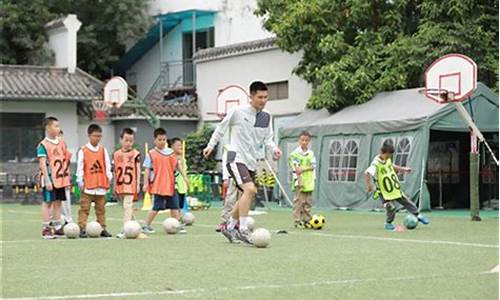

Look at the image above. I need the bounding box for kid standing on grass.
[113,128,141,239]
[170,137,190,233]
[289,131,316,229]
[77,124,113,238]
[59,130,73,224]
[141,128,189,234]
[37,117,71,239]
[364,142,430,230]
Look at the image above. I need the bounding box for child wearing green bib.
[364,142,429,231]
[289,131,316,229]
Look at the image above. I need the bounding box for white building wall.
[2,101,115,162]
[1,101,79,161]
[196,48,312,122]
[149,0,272,46]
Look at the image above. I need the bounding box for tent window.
[381,137,412,182]
[394,137,411,181]
[328,139,358,182]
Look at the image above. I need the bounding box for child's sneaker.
[216,223,227,232]
[42,227,54,239]
[384,223,396,231]
[53,227,65,237]
[303,220,313,229]
[294,220,303,229]
[100,229,112,238]
[178,224,187,234]
[236,229,253,244]
[116,232,126,239]
[221,227,240,243]
[142,225,155,234]
[79,230,88,238]
[417,214,430,225]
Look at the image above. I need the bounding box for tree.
[185,124,217,173]
[0,0,152,79]
[256,0,499,111]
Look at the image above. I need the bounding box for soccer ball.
[123,221,141,239]
[86,221,103,237]
[247,217,255,231]
[309,215,326,230]
[252,228,271,248]
[404,214,418,230]
[182,212,195,226]
[163,218,180,234]
[63,222,79,239]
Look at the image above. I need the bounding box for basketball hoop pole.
[453,101,499,166]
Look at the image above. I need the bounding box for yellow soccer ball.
[309,215,326,230]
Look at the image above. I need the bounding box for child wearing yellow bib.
[364,142,429,231]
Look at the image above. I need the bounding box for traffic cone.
[142,192,152,211]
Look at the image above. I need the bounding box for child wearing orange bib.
[113,128,141,239]
[76,124,113,238]
[141,128,189,234]
[37,117,71,239]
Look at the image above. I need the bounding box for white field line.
[2,271,497,300]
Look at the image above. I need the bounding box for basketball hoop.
[92,100,109,123]
[418,88,456,103]
[207,85,249,120]
[104,76,128,108]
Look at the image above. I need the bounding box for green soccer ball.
[403,214,418,230]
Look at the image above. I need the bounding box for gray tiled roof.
[0,64,103,101]
[110,101,199,120]
[193,37,277,62]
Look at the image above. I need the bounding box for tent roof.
[280,83,498,137]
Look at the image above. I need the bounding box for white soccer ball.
[86,221,103,238]
[247,217,255,231]
[252,228,271,248]
[163,218,180,234]
[123,221,141,239]
[182,212,195,226]
[63,222,80,239]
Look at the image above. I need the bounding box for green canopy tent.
[278,83,498,210]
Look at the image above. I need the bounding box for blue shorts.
[42,187,66,203]
[152,194,179,211]
[173,191,186,209]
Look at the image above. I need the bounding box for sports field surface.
[1,203,498,300]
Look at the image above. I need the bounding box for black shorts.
[152,194,179,211]
[42,187,66,203]
[226,162,256,192]
[173,191,186,210]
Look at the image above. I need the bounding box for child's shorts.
[173,191,186,209]
[42,187,66,203]
[152,194,179,211]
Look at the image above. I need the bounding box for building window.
[328,139,358,182]
[0,113,44,162]
[381,137,412,181]
[267,81,288,100]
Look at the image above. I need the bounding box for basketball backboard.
[104,76,128,108]
[423,54,477,103]
[207,85,249,119]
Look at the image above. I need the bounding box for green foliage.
[0,0,152,79]
[185,124,216,173]
[256,0,499,112]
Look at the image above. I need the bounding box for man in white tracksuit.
[203,81,282,244]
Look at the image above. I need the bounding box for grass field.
[1,203,498,300]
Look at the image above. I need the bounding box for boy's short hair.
[43,116,58,129]
[153,128,167,138]
[249,81,268,95]
[120,127,135,138]
[170,137,182,145]
[381,142,395,154]
[87,124,102,135]
[299,131,312,138]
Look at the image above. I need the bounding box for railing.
[143,59,195,103]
